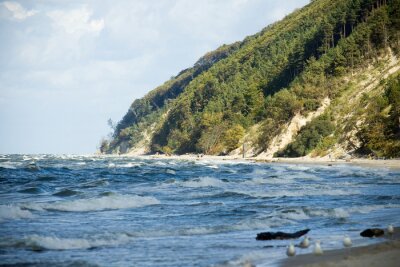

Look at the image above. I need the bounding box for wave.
[127,218,293,238]
[306,207,349,219]
[187,186,358,200]
[213,188,359,199]
[10,233,131,250]
[52,189,81,197]
[155,161,167,166]
[0,205,33,221]
[244,177,294,185]
[279,209,311,220]
[18,187,44,194]
[180,177,226,188]
[0,162,18,169]
[284,165,313,171]
[36,175,57,181]
[116,162,141,168]
[22,194,160,212]
[303,204,400,219]
[165,169,176,175]
[24,162,41,171]
[347,204,400,214]
[79,179,109,188]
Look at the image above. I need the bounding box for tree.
[99,138,109,154]
[223,124,245,152]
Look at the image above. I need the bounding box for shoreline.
[280,228,400,267]
[122,153,400,169]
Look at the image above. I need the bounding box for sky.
[0,0,309,154]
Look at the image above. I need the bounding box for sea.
[1,154,400,267]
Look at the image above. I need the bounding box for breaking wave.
[0,205,33,221]
[22,194,160,212]
[179,177,226,188]
[10,233,132,250]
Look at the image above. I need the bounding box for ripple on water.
[1,155,400,267]
[53,189,81,197]
[17,187,44,194]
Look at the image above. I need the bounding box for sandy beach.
[281,228,400,267]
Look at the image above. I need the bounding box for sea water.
[0,154,399,266]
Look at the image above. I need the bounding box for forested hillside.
[103,0,400,159]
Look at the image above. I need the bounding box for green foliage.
[99,138,109,154]
[223,124,245,152]
[312,135,338,156]
[108,42,241,153]
[107,0,400,158]
[276,115,335,157]
[356,74,400,157]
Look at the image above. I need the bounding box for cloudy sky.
[0,0,309,154]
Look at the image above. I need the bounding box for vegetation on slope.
[104,43,241,153]
[275,114,335,157]
[105,0,400,158]
[356,73,400,157]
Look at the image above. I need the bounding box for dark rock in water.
[360,228,384,237]
[256,229,310,240]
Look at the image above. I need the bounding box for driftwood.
[360,228,384,238]
[256,229,310,241]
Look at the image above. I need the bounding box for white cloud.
[47,6,104,35]
[3,1,37,20]
[0,0,309,154]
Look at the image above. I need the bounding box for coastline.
[280,228,400,267]
[124,153,400,169]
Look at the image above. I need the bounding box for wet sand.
[281,228,400,267]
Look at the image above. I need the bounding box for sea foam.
[23,194,160,212]
[21,233,131,250]
[0,205,33,221]
[180,177,225,188]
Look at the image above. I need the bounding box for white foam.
[206,165,219,169]
[0,162,17,169]
[280,209,310,220]
[23,194,160,212]
[0,205,34,221]
[233,217,294,231]
[347,204,400,214]
[180,177,225,188]
[308,207,350,218]
[22,155,32,161]
[285,165,312,171]
[228,188,358,198]
[23,233,131,250]
[176,218,292,236]
[166,169,176,175]
[307,204,400,219]
[119,162,141,168]
[306,204,400,219]
[244,177,293,185]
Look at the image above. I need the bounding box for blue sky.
[0,0,309,154]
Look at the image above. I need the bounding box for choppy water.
[0,154,399,267]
